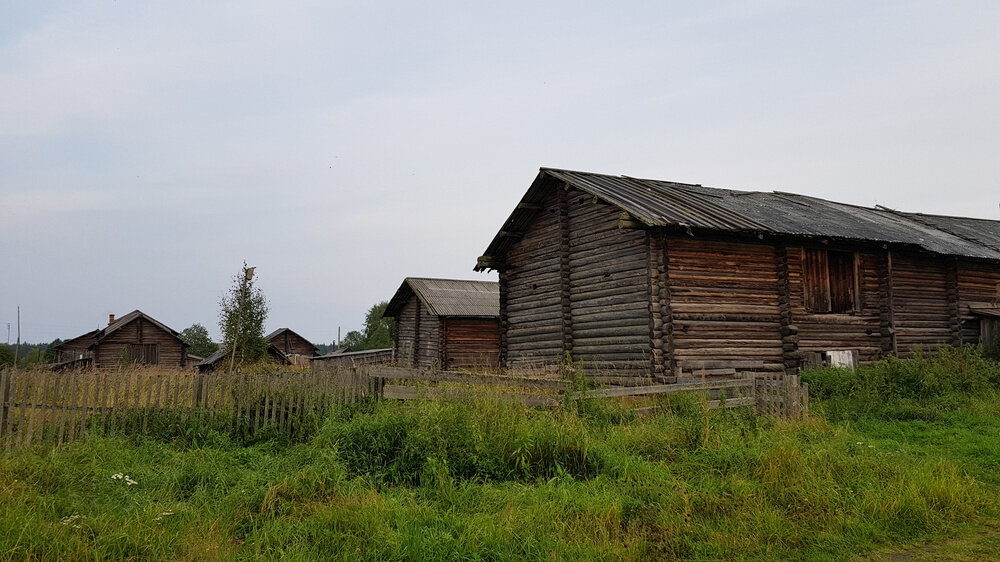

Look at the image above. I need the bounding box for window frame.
[802,248,859,314]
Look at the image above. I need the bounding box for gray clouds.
[2,1,1000,343]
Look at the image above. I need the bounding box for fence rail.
[0,366,808,451]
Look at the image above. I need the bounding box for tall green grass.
[1,349,999,560]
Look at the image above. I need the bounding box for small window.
[124,343,158,365]
[803,249,857,313]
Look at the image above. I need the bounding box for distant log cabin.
[475,168,1000,382]
[55,310,190,369]
[383,278,501,370]
[265,328,319,358]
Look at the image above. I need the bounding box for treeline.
[0,340,62,368]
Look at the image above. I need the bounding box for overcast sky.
[2,1,999,345]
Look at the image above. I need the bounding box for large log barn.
[475,168,1000,383]
[383,277,501,370]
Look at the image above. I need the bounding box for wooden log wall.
[95,318,185,369]
[270,332,316,357]
[505,189,565,366]
[442,318,501,370]
[416,304,441,369]
[786,249,883,363]
[394,297,418,366]
[566,190,651,375]
[957,261,1000,344]
[666,238,784,377]
[890,252,953,356]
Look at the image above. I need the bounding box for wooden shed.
[55,311,189,369]
[266,328,319,358]
[383,277,501,370]
[475,168,1000,382]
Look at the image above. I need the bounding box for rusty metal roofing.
[475,168,1000,270]
[384,277,499,318]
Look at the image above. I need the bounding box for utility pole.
[14,306,20,370]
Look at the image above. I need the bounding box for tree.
[218,263,269,367]
[0,344,13,368]
[361,301,394,350]
[180,324,219,357]
[340,330,365,350]
[340,301,395,351]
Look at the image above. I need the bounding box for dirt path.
[862,530,1000,561]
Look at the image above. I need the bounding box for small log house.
[266,328,319,358]
[475,168,1000,382]
[55,310,190,369]
[383,277,501,370]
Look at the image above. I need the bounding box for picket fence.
[0,368,384,450]
[0,366,807,450]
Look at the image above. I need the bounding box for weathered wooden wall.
[666,238,784,377]
[787,249,884,363]
[442,318,501,370]
[498,185,1000,379]
[269,331,316,357]
[95,318,186,369]
[57,338,95,363]
[957,261,1000,344]
[394,297,420,367]
[890,252,954,356]
[567,191,650,374]
[505,189,565,366]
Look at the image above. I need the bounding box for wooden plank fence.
[370,367,809,419]
[0,368,384,450]
[0,366,808,451]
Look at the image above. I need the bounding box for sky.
[2,1,1000,345]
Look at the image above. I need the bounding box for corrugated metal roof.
[475,168,1000,270]
[384,277,499,318]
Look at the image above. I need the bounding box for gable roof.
[103,310,185,342]
[56,310,186,349]
[265,327,318,354]
[475,167,1000,270]
[383,277,500,318]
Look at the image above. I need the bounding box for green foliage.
[341,301,395,351]
[179,323,219,358]
[218,263,269,367]
[316,398,598,485]
[3,352,1000,559]
[802,346,1000,421]
[0,344,13,367]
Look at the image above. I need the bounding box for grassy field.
[1,348,999,560]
